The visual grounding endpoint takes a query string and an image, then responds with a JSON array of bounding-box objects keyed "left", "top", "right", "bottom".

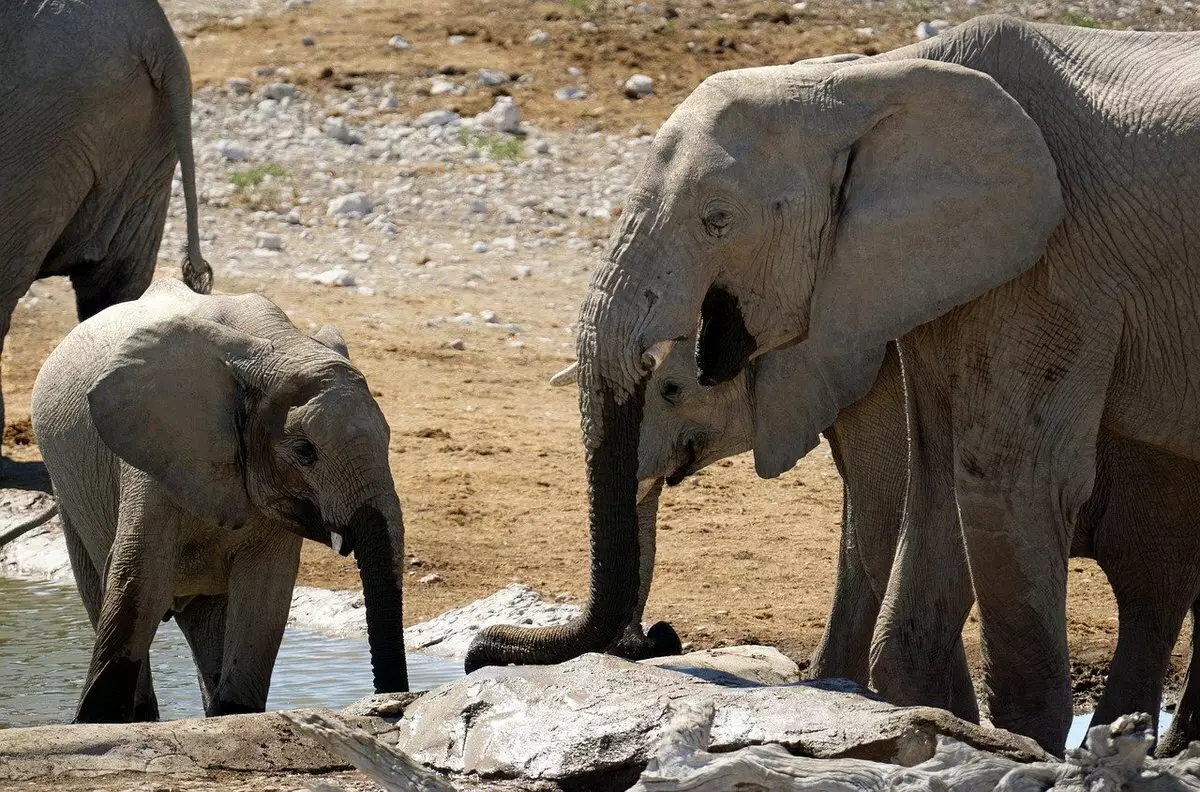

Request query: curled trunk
[{"left": 351, "top": 498, "right": 409, "bottom": 693}]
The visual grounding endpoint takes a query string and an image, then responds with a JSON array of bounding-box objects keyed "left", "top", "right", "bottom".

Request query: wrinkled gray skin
[
  {"left": 467, "top": 17, "right": 1200, "bottom": 754},
  {"left": 596, "top": 338, "right": 1200, "bottom": 753},
  {"left": 31, "top": 279, "right": 407, "bottom": 723},
  {"left": 0, "top": 0, "right": 212, "bottom": 436}
]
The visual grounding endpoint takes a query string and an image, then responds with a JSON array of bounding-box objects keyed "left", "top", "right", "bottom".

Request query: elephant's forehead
[{"left": 288, "top": 386, "right": 382, "bottom": 435}]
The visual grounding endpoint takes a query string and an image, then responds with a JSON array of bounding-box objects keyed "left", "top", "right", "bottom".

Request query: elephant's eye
[
  {"left": 289, "top": 438, "right": 319, "bottom": 467},
  {"left": 660, "top": 380, "right": 684, "bottom": 405},
  {"left": 702, "top": 208, "right": 732, "bottom": 238}
]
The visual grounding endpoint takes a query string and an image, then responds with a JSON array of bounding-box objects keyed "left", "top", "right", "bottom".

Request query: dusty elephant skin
[
  {"left": 0, "top": 0, "right": 212, "bottom": 436},
  {"left": 466, "top": 14, "right": 1200, "bottom": 756},
  {"left": 25, "top": 278, "right": 409, "bottom": 723},
  {"left": 389, "top": 652, "right": 1048, "bottom": 790}
]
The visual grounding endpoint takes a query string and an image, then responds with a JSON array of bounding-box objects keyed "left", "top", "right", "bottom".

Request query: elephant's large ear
[
  {"left": 750, "top": 343, "right": 885, "bottom": 478},
  {"left": 88, "top": 316, "right": 272, "bottom": 529},
  {"left": 809, "top": 59, "right": 1064, "bottom": 353},
  {"left": 311, "top": 324, "right": 350, "bottom": 360}
]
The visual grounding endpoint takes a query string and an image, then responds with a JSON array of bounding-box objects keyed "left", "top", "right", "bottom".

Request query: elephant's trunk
[{"left": 350, "top": 497, "right": 409, "bottom": 693}]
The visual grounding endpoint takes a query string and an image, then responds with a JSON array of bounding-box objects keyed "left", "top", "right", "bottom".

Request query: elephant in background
[
  {"left": 468, "top": 16, "right": 1200, "bottom": 753},
  {"left": 572, "top": 337, "right": 1200, "bottom": 752},
  {"left": 0, "top": 0, "right": 212, "bottom": 436},
  {"left": 28, "top": 278, "right": 407, "bottom": 723}
]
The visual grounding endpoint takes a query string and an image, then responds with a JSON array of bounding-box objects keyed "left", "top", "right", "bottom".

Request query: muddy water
[{"left": 0, "top": 577, "right": 462, "bottom": 728}]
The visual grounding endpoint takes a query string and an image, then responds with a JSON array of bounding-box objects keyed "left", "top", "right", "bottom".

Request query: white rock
[
  {"left": 350, "top": 246, "right": 372, "bottom": 262},
  {"left": 624, "top": 74, "right": 655, "bottom": 97},
  {"left": 554, "top": 87, "right": 586, "bottom": 101},
  {"left": 214, "top": 139, "right": 248, "bottom": 161},
  {"left": 470, "top": 200, "right": 486, "bottom": 214},
  {"left": 255, "top": 232, "right": 283, "bottom": 251},
  {"left": 581, "top": 21, "right": 598, "bottom": 32},
  {"left": 322, "top": 116, "right": 362, "bottom": 144},
  {"left": 414, "top": 109, "right": 460, "bottom": 127},
  {"left": 327, "top": 192, "right": 374, "bottom": 216},
  {"left": 527, "top": 30, "right": 550, "bottom": 45},
  {"left": 472, "top": 241, "right": 490, "bottom": 253},
  {"left": 916, "top": 19, "right": 950, "bottom": 39},
  {"left": 448, "top": 34, "right": 465, "bottom": 45},
  {"left": 449, "top": 339, "right": 466, "bottom": 350},
  {"left": 429, "top": 80, "right": 456, "bottom": 96},
  {"left": 379, "top": 95, "right": 399, "bottom": 110},
  {"left": 227, "top": 77, "right": 252, "bottom": 95},
  {"left": 478, "top": 68, "right": 510, "bottom": 87},
  {"left": 514, "top": 265, "right": 533, "bottom": 278},
  {"left": 533, "top": 139, "right": 551, "bottom": 154},
  {"left": 389, "top": 35, "right": 412, "bottom": 50},
  {"left": 419, "top": 572, "right": 444, "bottom": 585},
  {"left": 482, "top": 311, "right": 499, "bottom": 324},
  {"left": 476, "top": 97, "right": 520, "bottom": 134},
  {"left": 311, "top": 268, "right": 356, "bottom": 287},
  {"left": 492, "top": 236, "right": 517, "bottom": 251},
  {"left": 261, "top": 82, "right": 296, "bottom": 100}
]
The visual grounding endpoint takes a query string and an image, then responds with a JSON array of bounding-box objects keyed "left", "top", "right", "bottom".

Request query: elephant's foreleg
[
  {"left": 209, "top": 531, "right": 301, "bottom": 716},
  {"left": 1160, "top": 604, "right": 1200, "bottom": 757},
  {"left": 175, "top": 594, "right": 228, "bottom": 713},
  {"left": 76, "top": 471, "right": 178, "bottom": 723}
]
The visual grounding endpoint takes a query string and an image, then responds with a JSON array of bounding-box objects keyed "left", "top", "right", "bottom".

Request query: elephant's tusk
[
  {"left": 642, "top": 340, "right": 676, "bottom": 373},
  {"left": 549, "top": 360, "right": 579, "bottom": 386},
  {"left": 637, "top": 478, "right": 662, "bottom": 504}
]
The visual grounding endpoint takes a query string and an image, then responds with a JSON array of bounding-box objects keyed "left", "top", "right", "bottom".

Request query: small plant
[
  {"left": 458, "top": 128, "right": 523, "bottom": 161},
  {"left": 1061, "top": 10, "right": 1098, "bottom": 27},
  {"left": 228, "top": 163, "right": 295, "bottom": 210}
]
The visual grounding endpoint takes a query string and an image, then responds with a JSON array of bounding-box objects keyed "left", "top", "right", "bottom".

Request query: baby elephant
[
  {"left": 553, "top": 340, "right": 1200, "bottom": 750},
  {"left": 32, "top": 278, "right": 408, "bottom": 722}
]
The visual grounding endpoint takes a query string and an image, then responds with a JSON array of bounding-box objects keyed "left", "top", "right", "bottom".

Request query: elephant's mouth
[{"left": 665, "top": 439, "right": 700, "bottom": 487}]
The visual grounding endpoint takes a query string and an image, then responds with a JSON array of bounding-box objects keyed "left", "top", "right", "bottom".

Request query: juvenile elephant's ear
[
  {"left": 88, "top": 316, "right": 272, "bottom": 529},
  {"left": 809, "top": 59, "right": 1064, "bottom": 354},
  {"left": 751, "top": 343, "right": 885, "bottom": 478},
  {"left": 311, "top": 324, "right": 350, "bottom": 360}
]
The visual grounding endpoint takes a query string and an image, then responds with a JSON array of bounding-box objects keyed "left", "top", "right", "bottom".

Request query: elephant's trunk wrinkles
[
  {"left": 464, "top": 383, "right": 646, "bottom": 672},
  {"left": 351, "top": 499, "right": 409, "bottom": 693}
]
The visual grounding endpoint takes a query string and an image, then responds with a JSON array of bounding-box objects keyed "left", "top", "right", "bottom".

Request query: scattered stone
[
  {"left": 388, "top": 35, "right": 412, "bottom": 50},
  {"left": 414, "top": 109, "right": 460, "bottom": 127},
  {"left": 429, "top": 79, "right": 456, "bottom": 96},
  {"left": 301, "top": 36, "right": 316, "bottom": 46},
  {"left": 378, "top": 95, "right": 399, "bottom": 110},
  {"left": 261, "top": 83, "right": 296, "bottom": 100},
  {"left": 624, "top": 74, "right": 655, "bottom": 98},
  {"left": 476, "top": 97, "right": 521, "bottom": 134},
  {"left": 327, "top": 192, "right": 374, "bottom": 216},
  {"left": 470, "top": 200, "right": 486, "bottom": 214},
  {"left": 350, "top": 245, "right": 372, "bottom": 263},
  {"left": 255, "top": 232, "right": 283, "bottom": 251},
  {"left": 581, "top": 20, "right": 598, "bottom": 32},
  {"left": 214, "top": 139, "right": 248, "bottom": 161},
  {"left": 227, "top": 77, "right": 252, "bottom": 95},
  {"left": 471, "top": 241, "right": 490, "bottom": 253},
  {"left": 477, "top": 68, "right": 510, "bottom": 87},
  {"left": 554, "top": 87, "right": 587, "bottom": 101},
  {"left": 449, "top": 339, "right": 466, "bottom": 351},
  {"left": 491, "top": 236, "right": 517, "bottom": 251},
  {"left": 322, "top": 116, "right": 362, "bottom": 144},
  {"left": 419, "top": 572, "right": 444, "bottom": 585},
  {"left": 513, "top": 265, "right": 533, "bottom": 278},
  {"left": 527, "top": 30, "right": 551, "bottom": 45},
  {"left": 481, "top": 311, "right": 499, "bottom": 324},
  {"left": 311, "top": 268, "right": 356, "bottom": 287},
  {"left": 916, "top": 19, "right": 951, "bottom": 39},
  {"left": 533, "top": 139, "right": 551, "bottom": 154},
  {"left": 447, "top": 34, "right": 465, "bottom": 45}
]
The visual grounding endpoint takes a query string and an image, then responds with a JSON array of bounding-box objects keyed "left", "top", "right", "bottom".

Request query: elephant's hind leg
[
  {"left": 175, "top": 595, "right": 228, "bottom": 713},
  {"left": 68, "top": 187, "right": 167, "bottom": 321},
  {"left": 1159, "top": 604, "right": 1200, "bottom": 757}
]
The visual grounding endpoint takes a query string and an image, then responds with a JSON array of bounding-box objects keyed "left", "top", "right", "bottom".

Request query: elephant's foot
[
  {"left": 207, "top": 698, "right": 266, "bottom": 717},
  {"left": 75, "top": 657, "right": 141, "bottom": 723},
  {"left": 610, "top": 621, "right": 683, "bottom": 661}
]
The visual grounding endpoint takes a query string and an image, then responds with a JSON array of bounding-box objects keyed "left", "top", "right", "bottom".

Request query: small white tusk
[
  {"left": 641, "top": 339, "right": 676, "bottom": 373},
  {"left": 548, "top": 360, "right": 579, "bottom": 387},
  {"left": 636, "top": 478, "right": 660, "bottom": 504}
]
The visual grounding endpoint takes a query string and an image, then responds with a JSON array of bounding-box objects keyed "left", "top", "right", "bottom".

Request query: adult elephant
[
  {"left": 28, "top": 278, "right": 407, "bottom": 722},
  {"left": 466, "top": 16, "right": 1200, "bottom": 754},
  {"left": 0, "top": 0, "right": 211, "bottom": 434}
]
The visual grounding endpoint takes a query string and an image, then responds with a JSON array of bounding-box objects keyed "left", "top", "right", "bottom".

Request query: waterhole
[{"left": 0, "top": 576, "right": 463, "bottom": 728}]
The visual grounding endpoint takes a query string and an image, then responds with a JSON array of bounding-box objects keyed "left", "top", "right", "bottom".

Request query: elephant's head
[
  {"left": 466, "top": 56, "right": 1063, "bottom": 671},
  {"left": 87, "top": 300, "right": 409, "bottom": 693}
]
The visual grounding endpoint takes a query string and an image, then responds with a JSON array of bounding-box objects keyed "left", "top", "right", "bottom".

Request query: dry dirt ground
[{"left": 6, "top": 0, "right": 1198, "bottom": 717}]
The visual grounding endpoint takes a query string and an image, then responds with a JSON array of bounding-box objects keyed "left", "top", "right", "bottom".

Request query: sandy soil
[{"left": 5, "top": 0, "right": 1198, "bottom": 717}]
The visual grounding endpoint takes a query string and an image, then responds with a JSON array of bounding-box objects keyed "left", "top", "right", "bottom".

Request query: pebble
[
  {"left": 261, "top": 83, "right": 295, "bottom": 101},
  {"left": 327, "top": 192, "right": 374, "bottom": 216},
  {"left": 429, "top": 80, "right": 456, "bottom": 96},
  {"left": 311, "top": 268, "right": 356, "bottom": 287},
  {"left": 389, "top": 35, "right": 412, "bottom": 50},
  {"left": 527, "top": 30, "right": 551, "bottom": 45},
  {"left": 323, "top": 116, "right": 362, "bottom": 144},
  {"left": 477, "top": 97, "right": 521, "bottom": 134},
  {"left": 379, "top": 95, "right": 399, "bottom": 110},
  {"left": 449, "top": 339, "right": 466, "bottom": 351},
  {"left": 514, "top": 265, "right": 533, "bottom": 278},
  {"left": 302, "top": 36, "right": 316, "bottom": 46},
  {"left": 470, "top": 200, "right": 486, "bottom": 213},
  {"left": 581, "top": 21, "right": 598, "bottom": 32},
  {"left": 415, "top": 109, "right": 461, "bottom": 127},
  {"left": 624, "top": 74, "right": 655, "bottom": 98},
  {"left": 554, "top": 87, "right": 587, "bottom": 101},
  {"left": 478, "top": 68, "right": 510, "bottom": 87},
  {"left": 916, "top": 19, "right": 951, "bottom": 39},
  {"left": 472, "top": 241, "right": 490, "bottom": 253},
  {"left": 482, "top": 311, "right": 500, "bottom": 324},
  {"left": 214, "top": 139, "right": 248, "bottom": 161},
  {"left": 533, "top": 139, "right": 552, "bottom": 154},
  {"left": 350, "top": 245, "right": 372, "bottom": 262},
  {"left": 227, "top": 77, "right": 252, "bottom": 95},
  {"left": 255, "top": 232, "right": 283, "bottom": 251},
  {"left": 448, "top": 34, "right": 465, "bottom": 45}
]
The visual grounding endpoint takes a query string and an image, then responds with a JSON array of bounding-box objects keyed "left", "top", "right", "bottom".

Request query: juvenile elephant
[
  {"left": 467, "top": 17, "right": 1200, "bottom": 753},
  {"left": 30, "top": 278, "right": 408, "bottom": 723},
  {"left": 572, "top": 339, "right": 1200, "bottom": 751},
  {"left": 0, "top": 0, "right": 212, "bottom": 435}
]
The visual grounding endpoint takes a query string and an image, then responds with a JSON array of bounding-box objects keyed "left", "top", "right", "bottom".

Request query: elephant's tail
[
  {"left": 152, "top": 32, "right": 212, "bottom": 296},
  {"left": 0, "top": 503, "right": 57, "bottom": 548}
]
